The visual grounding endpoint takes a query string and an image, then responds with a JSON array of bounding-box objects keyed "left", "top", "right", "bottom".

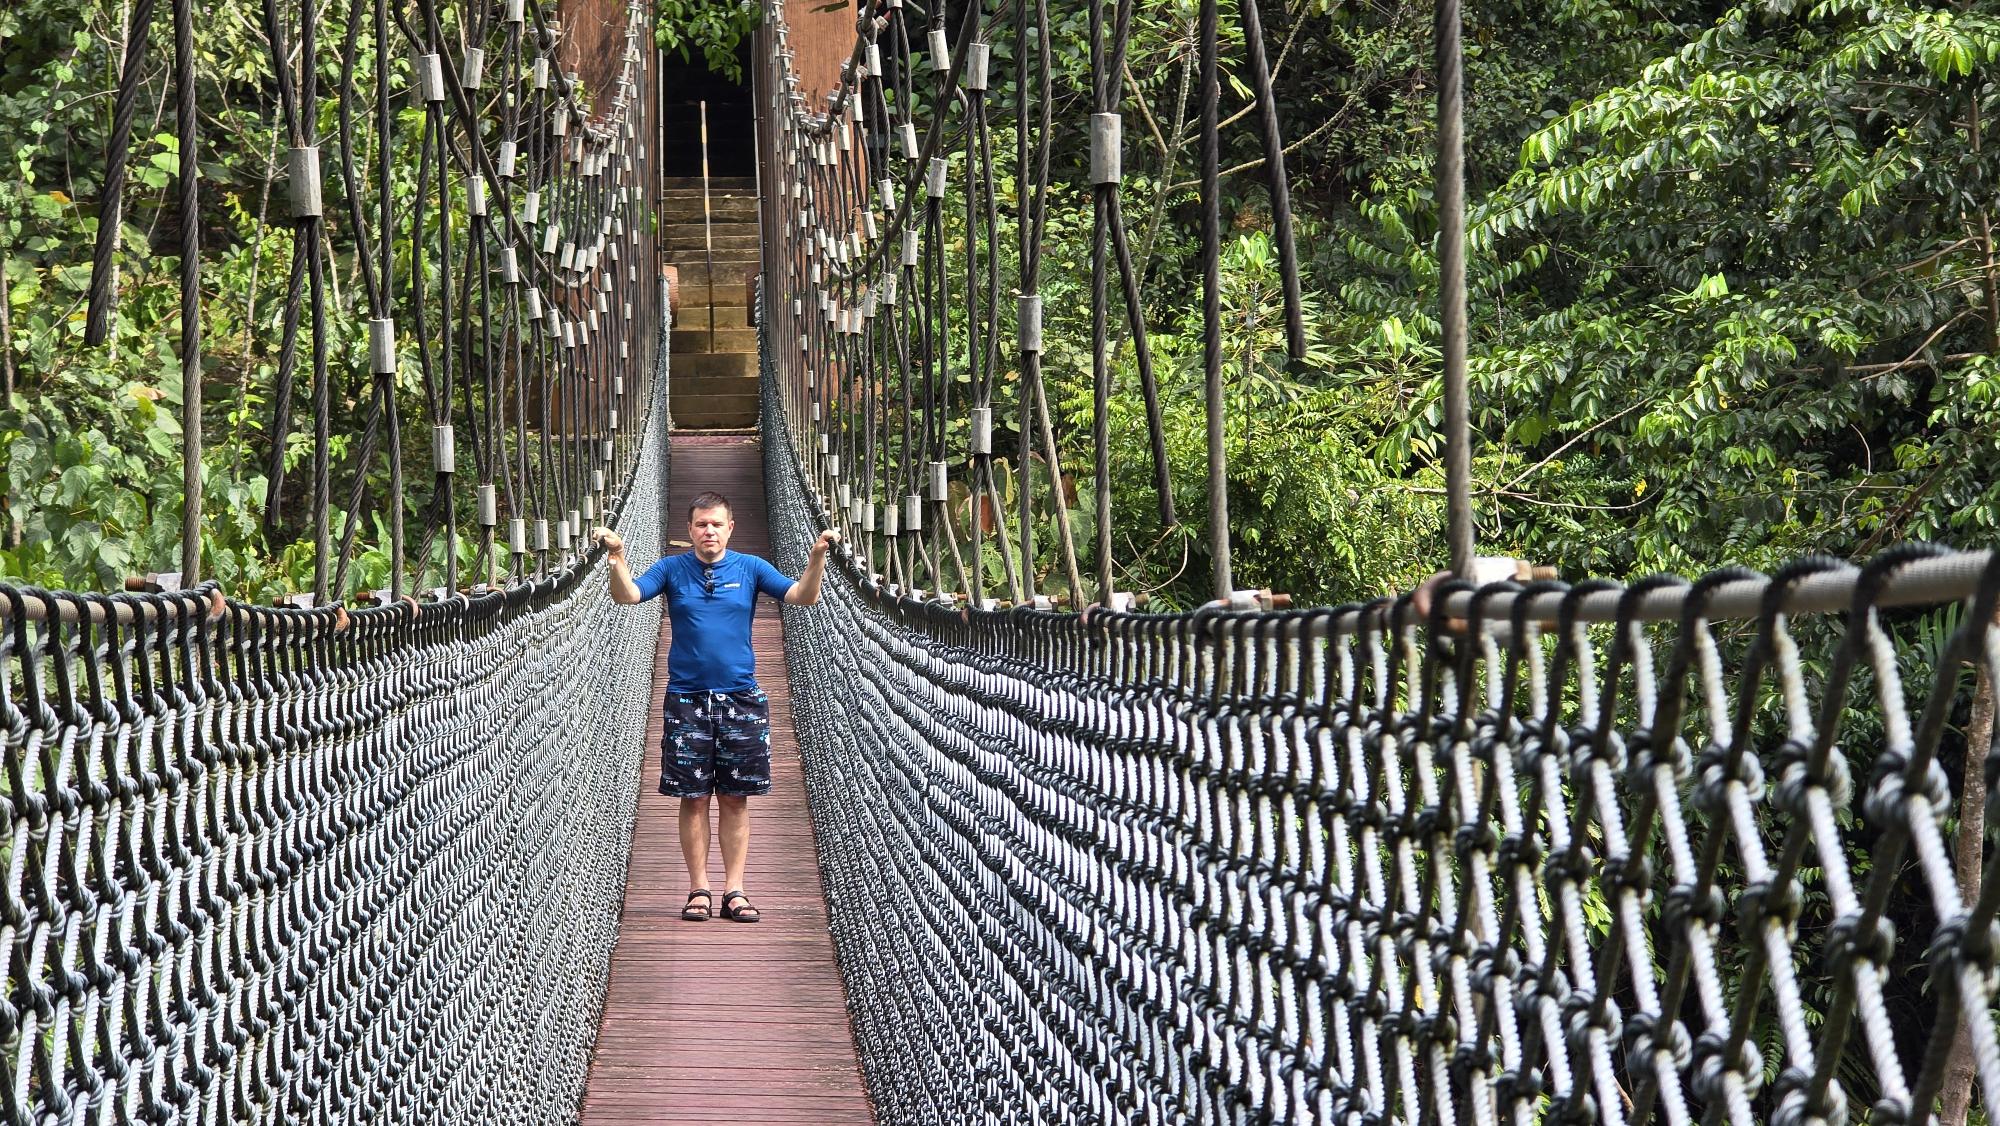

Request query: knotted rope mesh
[
  {"left": 766, "top": 342, "right": 2000, "bottom": 1124},
  {"left": 6, "top": 0, "right": 678, "bottom": 1115},
  {"left": 0, "top": 332, "right": 668, "bottom": 1126}
]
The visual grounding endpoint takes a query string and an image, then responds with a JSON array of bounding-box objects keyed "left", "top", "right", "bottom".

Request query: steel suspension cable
[
  {"left": 1199, "top": 0, "right": 1230, "bottom": 601},
  {"left": 174, "top": 0, "right": 200, "bottom": 582},
  {"left": 1436, "top": 0, "right": 1475, "bottom": 578}
]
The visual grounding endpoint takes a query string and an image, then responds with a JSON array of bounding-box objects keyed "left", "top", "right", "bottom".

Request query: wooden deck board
[{"left": 579, "top": 436, "right": 874, "bottom": 1124}]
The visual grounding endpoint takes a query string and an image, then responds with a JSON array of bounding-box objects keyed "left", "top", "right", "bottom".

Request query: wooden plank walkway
[{"left": 580, "top": 435, "right": 874, "bottom": 1124}]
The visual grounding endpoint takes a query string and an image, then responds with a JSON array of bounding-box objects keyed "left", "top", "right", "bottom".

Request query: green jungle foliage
[{"left": 654, "top": 0, "right": 760, "bottom": 82}]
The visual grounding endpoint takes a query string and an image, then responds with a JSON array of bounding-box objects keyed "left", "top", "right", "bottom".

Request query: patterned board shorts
[{"left": 659, "top": 688, "right": 772, "bottom": 798}]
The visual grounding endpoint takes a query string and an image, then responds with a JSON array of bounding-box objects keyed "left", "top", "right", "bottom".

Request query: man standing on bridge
[{"left": 594, "top": 493, "right": 836, "bottom": 923}]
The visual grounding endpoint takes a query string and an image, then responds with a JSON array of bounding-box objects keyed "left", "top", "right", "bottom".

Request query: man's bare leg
[
  {"left": 680, "top": 795, "right": 712, "bottom": 907},
  {"left": 717, "top": 795, "right": 759, "bottom": 919}
]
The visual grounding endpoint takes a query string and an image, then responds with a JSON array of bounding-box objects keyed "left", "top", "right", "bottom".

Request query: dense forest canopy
[{"left": 4, "top": 0, "right": 2000, "bottom": 610}]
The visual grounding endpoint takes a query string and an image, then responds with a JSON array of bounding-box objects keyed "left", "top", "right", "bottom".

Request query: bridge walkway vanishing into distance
[{"left": 577, "top": 436, "right": 872, "bottom": 1125}]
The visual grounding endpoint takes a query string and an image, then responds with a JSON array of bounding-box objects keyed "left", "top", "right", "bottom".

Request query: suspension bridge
[{"left": 6, "top": 0, "right": 2000, "bottom": 1122}]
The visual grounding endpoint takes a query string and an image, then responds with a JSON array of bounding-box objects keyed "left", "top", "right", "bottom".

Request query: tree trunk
[
  {"left": 1941, "top": 618, "right": 1998, "bottom": 1126},
  {"left": 1, "top": 251, "right": 13, "bottom": 403},
  {"left": 1944, "top": 98, "right": 2000, "bottom": 1126}
]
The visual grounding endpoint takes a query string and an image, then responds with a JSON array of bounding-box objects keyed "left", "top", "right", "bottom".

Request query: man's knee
[
  {"left": 679, "top": 794, "right": 711, "bottom": 816},
  {"left": 715, "top": 793, "right": 749, "bottom": 813}
]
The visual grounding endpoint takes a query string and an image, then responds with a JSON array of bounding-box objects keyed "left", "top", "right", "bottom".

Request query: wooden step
[
  {"left": 674, "top": 261, "right": 760, "bottom": 287},
  {"left": 659, "top": 187, "right": 760, "bottom": 202},
  {"left": 660, "top": 214, "right": 758, "bottom": 232},
  {"left": 671, "top": 371, "right": 761, "bottom": 398},
  {"left": 661, "top": 198, "right": 758, "bottom": 221},
  {"left": 659, "top": 214, "right": 758, "bottom": 228},
  {"left": 662, "top": 176, "right": 754, "bottom": 190},
  {"left": 671, "top": 303, "right": 750, "bottom": 329},
  {"left": 665, "top": 247, "right": 760, "bottom": 265},
  {"left": 672, "top": 396, "right": 761, "bottom": 429},
  {"left": 671, "top": 326, "right": 759, "bottom": 352},
  {"left": 673, "top": 351, "right": 758, "bottom": 379},
  {"left": 665, "top": 232, "right": 760, "bottom": 252},
  {"left": 659, "top": 227, "right": 760, "bottom": 246},
  {"left": 660, "top": 211, "right": 757, "bottom": 223},
  {"left": 674, "top": 277, "right": 759, "bottom": 310}
]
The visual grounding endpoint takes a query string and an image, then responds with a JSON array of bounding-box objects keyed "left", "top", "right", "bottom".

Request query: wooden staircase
[{"left": 666, "top": 176, "right": 761, "bottom": 429}]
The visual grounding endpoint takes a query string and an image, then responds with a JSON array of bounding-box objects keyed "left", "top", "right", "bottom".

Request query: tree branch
[{"left": 1498, "top": 401, "right": 1644, "bottom": 492}]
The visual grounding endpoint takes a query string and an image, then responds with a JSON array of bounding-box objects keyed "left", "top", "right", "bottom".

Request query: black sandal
[
  {"left": 719, "top": 890, "right": 761, "bottom": 923},
  {"left": 682, "top": 888, "right": 713, "bottom": 922}
]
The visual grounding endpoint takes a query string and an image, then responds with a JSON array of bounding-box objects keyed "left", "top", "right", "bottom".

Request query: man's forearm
[
  {"left": 792, "top": 554, "right": 827, "bottom": 605},
  {"left": 607, "top": 556, "right": 643, "bottom": 603}
]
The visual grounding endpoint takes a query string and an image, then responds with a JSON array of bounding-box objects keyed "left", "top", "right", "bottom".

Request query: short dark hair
[{"left": 688, "top": 492, "right": 732, "bottom": 520}]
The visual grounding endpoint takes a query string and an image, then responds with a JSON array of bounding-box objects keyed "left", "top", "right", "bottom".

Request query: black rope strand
[
  {"left": 1105, "top": 0, "right": 1175, "bottom": 531},
  {"left": 288, "top": 0, "right": 333, "bottom": 603},
  {"left": 1090, "top": 0, "right": 1112, "bottom": 605},
  {"left": 83, "top": 0, "right": 159, "bottom": 346},
  {"left": 1199, "top": 0, "right": 1230, "bottom": 601},
  {"left": 174, "top": 0, "right": 201, "bottom": 581},
  {"left": 378, "top": 0, "right": 403, "bottom": 596},
  {"left": 1014, "top": 0, "right": 1034, "bottom": 598},
  {"left": 1240, "top": 0, "right": 1306, "bottom": 362},
  {"left": 1436, "top": 0, "right": 1475, "bottom": 578}
]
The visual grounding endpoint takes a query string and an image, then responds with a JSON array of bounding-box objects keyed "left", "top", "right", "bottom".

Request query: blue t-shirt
[{"left": 633, "top": 550, "right": 795, "bottom": 692}]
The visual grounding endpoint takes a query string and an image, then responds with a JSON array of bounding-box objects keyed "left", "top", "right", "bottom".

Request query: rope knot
[
  {"left": 1690, "top": 1030, "right": 1763, "bottom": 1102},
  {"left": 1542, "top": 844, "right": 1595, "bottom": 889},
  {"left": 1824, "top": 911, "right": 1895, "bottom": 975},
  {"left": 1867, "top": 752, "right": 1952, "bottom": 827},
  {"left": 1773, "top": 738, "right": 1853, "bottom": 815},
  {"left": 1550, "top": 1089, "right": 1598, "bottom": 1126},
  {"left": 1603, "top": 850, "right": 1653, "bottom": 897},
  {"left": 1567, "top": 722, "right": 1623, "bottom": 772},
  {"left": 1452, "top": 820, "right": 1498, "bottom": 863},
  {"left": 1450, "top": 1040, "right": 1494, "bottom": 1076},
  {"left": 1414, "top": 1010, "right": 1457, "bottom": 1047},
  {"left": 1409, "top": 802, "right": 1445, "bottom": 838},
  {"left": 1495, "top": 830, "right": 1542, "bottom": 873},
  {"left": 1469, "top": 945, "right": 1519, "bottom": 995},
  {"left": 1663, "top": 881, "right": 1727, "bottom": 931},
  {"left": 1692, "top": 740, "right": 1763, "bottom": 815},
  {"left": 1770, "top": 1067, "right": 1846, "bottom": 1126},
  {"left": 1867, "top": 1095, "right": 1915, "bottom": 1126},
  {"left": 1561, "top": 990, "right": 1619, "bottom": 1056},
  {"left": 1927, "top": 913, "right": 2000, "bottom": 993},
  {"left": 1624, "top": 1011, "right": 1693, "bottom": 1073},
  {"left": 1737, "top": 877, "right": 1805, "bottom": 931},
  {"left": 1494, "top": 1067, "right": 1543, "bottom": 1105}
]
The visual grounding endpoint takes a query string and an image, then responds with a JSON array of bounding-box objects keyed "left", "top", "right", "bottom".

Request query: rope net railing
[
  {"left": 752, "top": 2, "right": 2000, "bottom": 1125},
  {"left": 771, "top": 370, "right": 2000, "bottom": 1125},
  {"left": 2, "top": 0, "right": 677, "bottom": 1118},
  {"left": 0, "top": 339, "right": 666, "bottom": 1123}
]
